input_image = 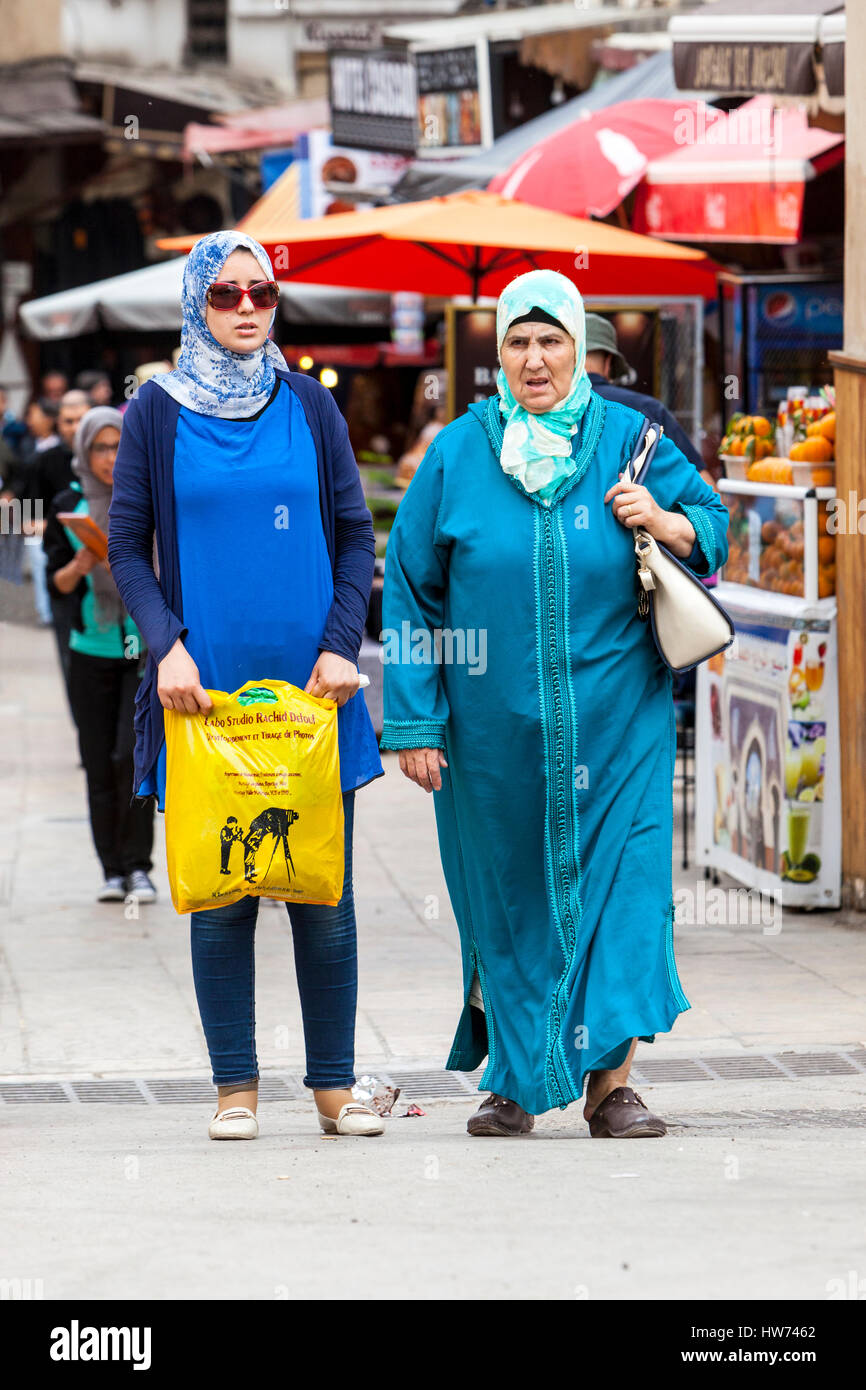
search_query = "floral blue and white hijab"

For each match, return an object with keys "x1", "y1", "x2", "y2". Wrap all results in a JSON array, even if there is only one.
[
  {"x1": 149, "y1": 230, "x2": 286, "y2": 418},
  {"x1": 496, "y1": 269, "x2": 592, "y2": 499}
]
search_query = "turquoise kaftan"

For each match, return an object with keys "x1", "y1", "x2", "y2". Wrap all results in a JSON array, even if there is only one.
[{"x1": 379, "y1": 390, "x2": 729, "y2": 1116}]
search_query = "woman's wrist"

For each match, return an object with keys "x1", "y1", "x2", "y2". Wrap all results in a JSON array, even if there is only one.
[
  {"x1": 655, "y1": 509, "x2": 696, "y2": 558},
  {"x1": 53, "y1": 552, "x2": 91, "y2": 592}
]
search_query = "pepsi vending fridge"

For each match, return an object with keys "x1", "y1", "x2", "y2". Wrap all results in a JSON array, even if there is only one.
[{"x1": 719, "y1": 272, "x2": 843, "y2": 418}]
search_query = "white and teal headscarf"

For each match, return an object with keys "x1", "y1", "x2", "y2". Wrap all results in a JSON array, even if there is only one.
[
  {"x1": 496, "y1": 269, "x2": 591, "y2": 499},
  {"x1": 149, "y1": 230, "x2": 286, "y2": 418}
]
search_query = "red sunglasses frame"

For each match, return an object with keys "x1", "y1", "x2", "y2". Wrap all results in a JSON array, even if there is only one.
[{"x1": 205, "y1": 280, "x2": 281, "y2": 311}]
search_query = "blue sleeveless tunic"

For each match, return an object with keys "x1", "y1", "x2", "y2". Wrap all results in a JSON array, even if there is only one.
[{"x1": 141, "y1": 379, "x2": 381, "y2": 807}]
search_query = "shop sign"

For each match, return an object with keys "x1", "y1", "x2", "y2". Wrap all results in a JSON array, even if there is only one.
[
  {"x1": 446, "y1": 305, "x2": 498, "y2": 421},
  {"x1": 416, "y1": 45, "x2": 483, "y2": 151},
  {"x1": 329, "y1": 49, "x2": 418, "y2": 155},
  {"x1": 673, "y1": 41, "x2": 815, "y2": 95},
  {"x1": 299, "y1": 129, "x2": 411, "y2": 218},
  {"x1": 305, "y1": 21, "x2": 381, "y2": 48},
  {"x1": 755, "y1": 283, "x2": 843, "y2": 340}
]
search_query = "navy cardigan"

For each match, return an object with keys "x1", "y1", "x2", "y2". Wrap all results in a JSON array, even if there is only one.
[{"x1": 108, "y1": 367, "x2": 376, "y2": 796}]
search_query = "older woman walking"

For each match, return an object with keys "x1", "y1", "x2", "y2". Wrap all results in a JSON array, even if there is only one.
[
  {"x1": 108, "y1": 231, "x2": 384, "y2": 1140},
  {"x1": 380, "y1": 269, "x2": 729, "y2": 1138}
]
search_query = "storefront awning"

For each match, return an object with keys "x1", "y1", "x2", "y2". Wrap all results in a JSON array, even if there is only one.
[
  {"x1": 669, "y1": 0, "x2": 845, "y2": 96},
  {"x1": 184, "y1": 99, "x2": 330, "y2": 160},
  {"x1": 632, "y1": 96, "x2": 844, "y2": 243},
  {"x1": 73, "y1": 60, "x2": 289, "y2": 158},
  {"x1": 0, "y1": 58, "x2": 105, "y2": 147}
]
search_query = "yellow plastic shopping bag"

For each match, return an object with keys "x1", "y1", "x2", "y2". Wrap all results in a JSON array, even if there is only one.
[{"x1": 164, "y1": 679, "x2": 344, "y2": 914}]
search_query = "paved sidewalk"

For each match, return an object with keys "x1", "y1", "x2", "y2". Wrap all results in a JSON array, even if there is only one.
[{"x1": 1, "y1": 618, "x2": 865, "y2": 1300}]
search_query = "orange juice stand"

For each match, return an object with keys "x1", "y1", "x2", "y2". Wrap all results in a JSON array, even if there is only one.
[{"x1": 695, "y1": 408, "x2": 842, "y2": 908}]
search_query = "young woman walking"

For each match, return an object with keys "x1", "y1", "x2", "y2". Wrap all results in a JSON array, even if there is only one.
[
  {"x1": 108, "y1": 231, "x2": 384, "y2": 1139},
  {"x1": 44, "y1": 407, "x2": 156, "y2": 902}
]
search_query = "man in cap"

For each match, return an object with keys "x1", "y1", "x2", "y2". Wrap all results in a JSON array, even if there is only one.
[{"x1": 585, "y1": 313, "x2": 714, "y2": 488}]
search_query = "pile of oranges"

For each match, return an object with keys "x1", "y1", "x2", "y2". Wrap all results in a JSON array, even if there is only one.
[
  {"x1": 741, "y1": 409, "x2": 835, "y2": 486},
  {"x1": 718, "y1": 413, "x2": 775, "y2": 461},
  {"x1": 788, "y1": 410, "x2": 835, "y2": 484}
]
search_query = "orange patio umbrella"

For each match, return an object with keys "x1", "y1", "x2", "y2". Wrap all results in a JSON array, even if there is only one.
[{"x1": 157, "y1": 190, "x2": 716, "y2": 300}]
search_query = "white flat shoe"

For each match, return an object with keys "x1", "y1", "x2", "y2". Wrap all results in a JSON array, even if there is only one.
[
  {"x1": 317, "y1": 1102, "x2": 384, "y2": 1137},
  {"x1": 208, "y1": 1106, "x2": 259, "y2": 1140}
]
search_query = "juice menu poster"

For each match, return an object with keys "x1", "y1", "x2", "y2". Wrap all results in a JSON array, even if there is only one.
[
  {"x1": 723, "y1": 686, "x2": 785, "y2": 876},
  {"x1": 783, "y1": 627, "x2": 830, "y2": 884},
  {"x1": 705, "y1": 623, "x2": 787, "y2": 874}
]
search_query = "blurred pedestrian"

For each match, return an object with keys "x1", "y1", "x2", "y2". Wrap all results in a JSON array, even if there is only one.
[
  {"x1": 586, "y1": 312, "x2": 719, "y2": 629},
  {"x1": 14, "y1": 398, "x2": 62, "y2": 624},
  {"x1": 76, "y1": 370, "x2": 114, "y2": 407},
  {"x1": 27, "y1": 390, "x2": 89, "y2": 502},
  {"x1": 584, "y1": 313, "x2": 715, "y2": 488},
  {"x1": 43, "y1": 407, "x2": 156, "y2": 903},
  {"x1": 0, "y1": 430, "x2": 27, "y2": 586},
  {"x1": 30, "y1": 391, "x2": 93, "y2": 690},
  {"x1": 0, "y1": 385, "x2": 28, "y2": 457},
  {"x1": 0, "y1": 396, "x2": 27, "y2": 496},
  {"x1": 20, "y1": 396, "x2": 60, "y2": 466},
  {"x1": 41, "y1": 370, "x2": 68, "y2": 402}
]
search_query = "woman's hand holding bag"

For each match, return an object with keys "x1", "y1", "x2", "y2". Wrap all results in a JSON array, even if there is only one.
[
  {"x1": 157, "y1": 638, "x2": 213, "y2": 714},
  {"x1": 608, "y1": 419, "x2": 734, "y2": 674},
  {"x1": 304, "y1": 651, "x2": 362, "y2": 708},
  {"x1": 604, "y1": 475, "x2": 698, "y2": 558}
]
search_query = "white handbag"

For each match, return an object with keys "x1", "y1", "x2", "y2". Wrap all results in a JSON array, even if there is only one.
[{"x1": 625, "y1": 419, "x2": 735, "y2": 674}]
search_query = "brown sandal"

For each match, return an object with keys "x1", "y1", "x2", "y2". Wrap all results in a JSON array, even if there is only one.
[
  {"x1": 467, "y1": 1093, "x2": 535, "y2": 1137},
  {"x1": 587, "y1": 1086, "x2": 666, "y2": 1138}
]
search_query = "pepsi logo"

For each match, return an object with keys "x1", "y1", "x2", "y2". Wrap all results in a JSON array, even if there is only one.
[{"x1": 763, "y1": 291, "x2": 796, "y2": 322}]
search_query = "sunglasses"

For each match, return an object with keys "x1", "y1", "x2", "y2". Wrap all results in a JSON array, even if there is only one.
[{"x1": 205, "y1": 280, "x2": 280, "y2": 312}]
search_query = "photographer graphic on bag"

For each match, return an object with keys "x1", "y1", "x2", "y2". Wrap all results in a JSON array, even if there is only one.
[{"x1": 218, "y1": 817, "x2": 244, "y2": 875}]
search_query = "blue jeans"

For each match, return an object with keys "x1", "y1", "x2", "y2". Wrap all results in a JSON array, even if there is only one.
[
  {"x1": 24, "y1": 536, "x2": 52, "y2": 624},
  {"x1": 190, "y1": 791, "x2": 357, "y2": 1091}
]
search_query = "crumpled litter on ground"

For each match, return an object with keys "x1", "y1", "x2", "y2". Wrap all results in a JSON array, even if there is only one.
[{"x1": 351, "y1": 1073, "x2": 400, "y2": 1116}]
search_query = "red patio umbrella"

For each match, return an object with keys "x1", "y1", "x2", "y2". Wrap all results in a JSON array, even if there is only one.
[{"x1": 488, "y1": 98, "x2": 709, "y2": 219}]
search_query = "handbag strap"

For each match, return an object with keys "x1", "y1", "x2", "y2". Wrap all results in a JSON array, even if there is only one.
[
  {"x1": 624, "y1": 417, "x2": 665, "y2": 595},
  {"x1": 623, "y1": 416, "x2": 664, "y2": 488}
]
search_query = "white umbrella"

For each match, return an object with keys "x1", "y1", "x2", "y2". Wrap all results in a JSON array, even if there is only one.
[{"x1": 18, "y1": 258, "x2": 392, "y2": 340}]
